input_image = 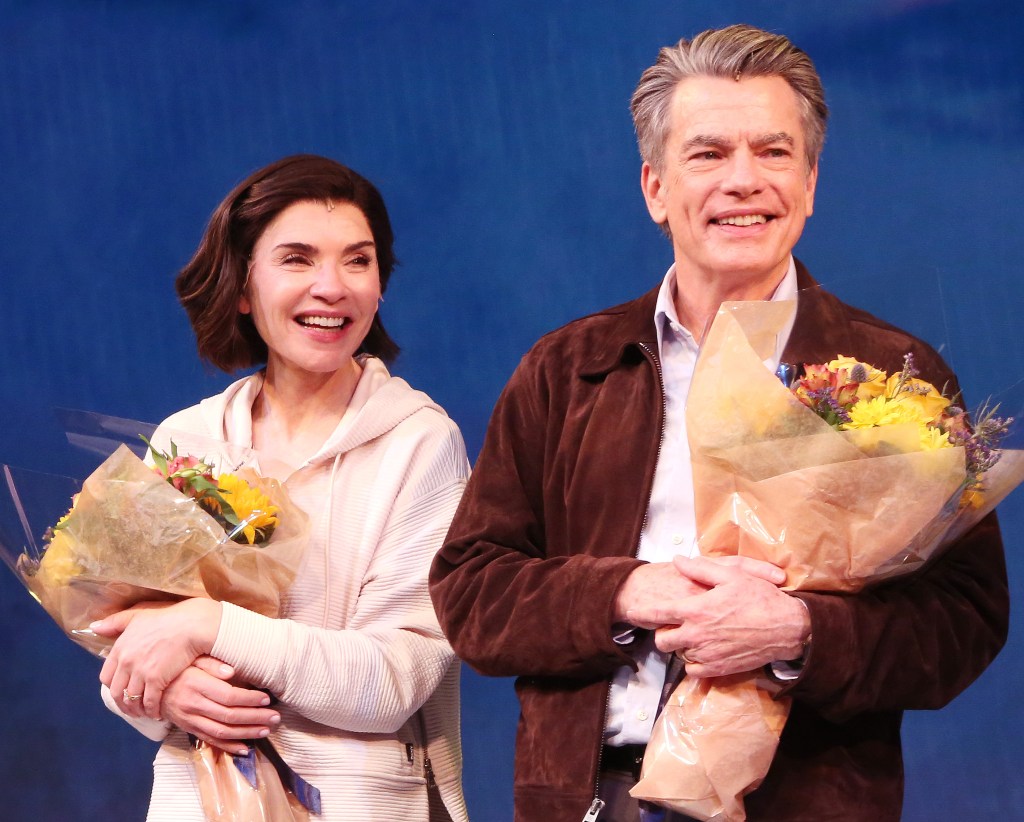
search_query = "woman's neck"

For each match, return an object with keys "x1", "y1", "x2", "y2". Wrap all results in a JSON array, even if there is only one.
[{"x1": 250, "y1": 358, "x2": 363, "y2": 468}]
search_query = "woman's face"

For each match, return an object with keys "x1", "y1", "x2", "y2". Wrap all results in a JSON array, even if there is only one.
[{"x1": 240, "y1": 199, "x2": 381, "y2": 379}]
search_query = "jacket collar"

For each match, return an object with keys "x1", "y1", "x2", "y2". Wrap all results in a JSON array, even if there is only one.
[
  {"x1": 579, "y1": 285, "x2": 662, "y2": 378},
  {"x1": 781, "y1": 259, "x2": 855, "y2": 366},
  {"x1": 580, "y1": 258, "x2": 846, "y2": 378}
]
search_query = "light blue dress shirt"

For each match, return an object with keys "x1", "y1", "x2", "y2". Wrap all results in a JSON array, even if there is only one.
[{"x1": 603, "y1": 260, "x2": 799, "y2": 746}]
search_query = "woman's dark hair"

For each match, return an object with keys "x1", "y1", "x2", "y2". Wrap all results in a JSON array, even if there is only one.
[{"x1": 176, "y1": 154, "x2": 399, "y2": 372}]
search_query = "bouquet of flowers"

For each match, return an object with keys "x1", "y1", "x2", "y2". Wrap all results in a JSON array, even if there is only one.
[
  {"x1": 1, "y1": 424, "x2": 316, "y2": 821},
  {"x1": 630, "y1": 300, "x2": 1024, "y2": 821},
  {"x1": 8, "y1": 438, "x2": 307, "y2": 655}
]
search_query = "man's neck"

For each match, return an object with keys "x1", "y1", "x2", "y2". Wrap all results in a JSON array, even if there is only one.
[{"x1": 671, "y1": 262, "x2": 789, "y2": 341}]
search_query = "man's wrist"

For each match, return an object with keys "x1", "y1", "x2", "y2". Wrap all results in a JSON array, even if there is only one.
[{"x1": 784, "y1": 596, "x2": 812, "y2": 663}]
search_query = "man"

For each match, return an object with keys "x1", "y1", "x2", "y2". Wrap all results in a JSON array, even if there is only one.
[{"x1": 430, "y1": 24, "x2": 1007, "y2": 822}]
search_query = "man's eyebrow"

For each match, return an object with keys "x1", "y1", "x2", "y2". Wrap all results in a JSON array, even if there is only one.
[
  {"x1": 680, "y1": 132, "x2": 796, "y2": 153},
  {"x1": 751, "y1": 132, "x2": 795, "y2": 149},
  {"x1": 682, "y1": 134, "x2": 732, "y2": 152}
]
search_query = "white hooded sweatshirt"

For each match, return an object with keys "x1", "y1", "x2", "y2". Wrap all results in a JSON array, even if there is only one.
[{"x1": 109, "y1": 358, "x2": 470, "y2": 821}]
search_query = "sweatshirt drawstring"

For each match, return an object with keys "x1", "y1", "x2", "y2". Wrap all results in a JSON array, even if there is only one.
[{"x1": 323, "y1": 452, "x2": 342, "y2": 627}]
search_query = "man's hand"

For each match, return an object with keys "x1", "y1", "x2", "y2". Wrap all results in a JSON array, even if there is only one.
[
  {"x1": 651, "y1": 555, "x2": 811, "y2": 678},
  {"x1": 615, "y1": 554, "x2": 787, "y2": 627},
  {"x1": 162, "y1": 656, "x2": 281, "y2": 755}
]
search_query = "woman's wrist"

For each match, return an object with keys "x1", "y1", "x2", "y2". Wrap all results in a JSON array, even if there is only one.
[{"x1": 184, "y1": 598, "x2": 224, "y2": 656}]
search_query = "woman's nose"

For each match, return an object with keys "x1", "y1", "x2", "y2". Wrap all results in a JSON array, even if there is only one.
[{"x1": 309, "y1": 263, "x2": 350, "y2": 300}]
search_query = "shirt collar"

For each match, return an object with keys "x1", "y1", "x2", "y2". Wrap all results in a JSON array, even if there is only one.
[{"x1": 654, "y1": 257, "x2": 800, "y2": 362}]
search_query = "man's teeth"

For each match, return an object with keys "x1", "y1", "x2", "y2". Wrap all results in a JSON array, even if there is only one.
[
  {"x1": 715, "y1": 214, "x2": 769, "y2": 226},
  {"x1": 299, "y1": 316, "x2": 348, "y2": 329}
]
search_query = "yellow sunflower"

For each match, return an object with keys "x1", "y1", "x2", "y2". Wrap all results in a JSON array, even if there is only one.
[{"x1": 217, "y1": 473, "x2": 279, "y2": 544}]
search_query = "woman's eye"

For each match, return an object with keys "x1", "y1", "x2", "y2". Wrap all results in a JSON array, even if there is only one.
[
  {"x1": 281, "y1": 254, "x2": 313, "y2": 266},
  {"x1": 349, "y1": 255, "x2": 373, "y2": 269}
]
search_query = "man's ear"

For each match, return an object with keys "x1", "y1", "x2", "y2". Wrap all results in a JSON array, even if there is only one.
[
  {"x1": 641, "y1": 162, "x2": 668, "y2": 227},
  {"x1": 804, "y1": 161, "x2": 818, "y2": 217}
]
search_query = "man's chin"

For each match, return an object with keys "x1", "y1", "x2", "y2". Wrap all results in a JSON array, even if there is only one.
[{"x1": 679, "y1": 256, "x2": 791, "y2": 294}]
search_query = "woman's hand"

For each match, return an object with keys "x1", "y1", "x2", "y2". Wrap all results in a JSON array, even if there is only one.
[
  {"x1": 162, "y1": 656, "x2": 281, "y2": 755},
  {"x1": 93, "y1": 598, "x2": 222, "y2": 720}
]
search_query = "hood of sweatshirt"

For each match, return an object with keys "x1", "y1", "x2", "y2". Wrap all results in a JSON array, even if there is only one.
[{"x1": 187, "y1": 357, "x2": 444, "y2": 470}]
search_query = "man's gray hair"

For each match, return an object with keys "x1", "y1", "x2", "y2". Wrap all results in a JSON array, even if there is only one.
[{"x1": 630, "y1": 24, "x2": 829, "y2": 172}]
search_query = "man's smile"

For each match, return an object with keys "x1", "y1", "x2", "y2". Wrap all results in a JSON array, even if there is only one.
[{"x1": 710, "y1": 214, "x2": 772, "y2": 226}]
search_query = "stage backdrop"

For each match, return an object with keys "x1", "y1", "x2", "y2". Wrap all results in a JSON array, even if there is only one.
[{"x1": 1, "y1": 1, "x2": 1022, "y2": 820}]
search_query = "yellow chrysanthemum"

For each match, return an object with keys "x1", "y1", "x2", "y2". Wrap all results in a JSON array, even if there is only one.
[
  {"x1": 827, "y1": 355, "x2": 887, "y2": 401},
  {"x1": 53, "y1": 493, "x2": 79, "y2": 531},
  {"x1": 36, "y1": 529, "x2": 83, "y2": 588},
  {"x1": 918, "y1": 424, "x2": 951, "y2": 451},
  {"x1": 845, "y1": 396, "x2": 928, "y2": 429},
  {"x1": 217, "y1": 473, "x2": 279, "y2": 544}
]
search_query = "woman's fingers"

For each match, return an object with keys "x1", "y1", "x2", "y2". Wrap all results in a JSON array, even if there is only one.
[
  {"x1": 191, "y1": 655, "x2": 236, "y2": 682},
  {"x1": 121, "y1": 678, "x2": 148, "y2": 717},
  {"x1": 95, "y1": 599, "x2": 223, "y2": 721},
  {"x1": 89, "y1": 609, "x2": 134, "y2": 638},
  {"x1": 161, "y1": 663, "x2": 280, "y2": 751},
  {"x1": 103, "y1": 647, "x2": 150, "y2": 718}
]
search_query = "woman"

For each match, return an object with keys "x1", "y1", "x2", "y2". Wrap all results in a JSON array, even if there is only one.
[{"x1": 91, "y1": 155, "x2": 470, "y2": 821}]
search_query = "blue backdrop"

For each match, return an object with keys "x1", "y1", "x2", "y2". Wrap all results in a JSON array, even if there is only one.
[{"x1": 1, "y1": 1, "x2": 1022, "y2": 820}]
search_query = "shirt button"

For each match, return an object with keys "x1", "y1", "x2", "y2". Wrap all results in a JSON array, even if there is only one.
[
  {"x1": 672, "y1": 534, "x2": 683, "y2": 545},
  {"x1": 636, "y1": 709, "x2": 649, "y2": 722}
]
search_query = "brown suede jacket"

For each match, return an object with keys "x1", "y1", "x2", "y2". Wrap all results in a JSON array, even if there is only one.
[{"x1": 430, "y1": 262, "x2": 1008, "y2": 822}]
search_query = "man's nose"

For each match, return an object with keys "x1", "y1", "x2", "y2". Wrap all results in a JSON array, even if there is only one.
[{"x1": 722, "y1": 150, "x2": 764, "y2": 197}]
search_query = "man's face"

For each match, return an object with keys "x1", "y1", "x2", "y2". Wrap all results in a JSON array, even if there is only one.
[{"x1": 641, "y1": 74, "x2": 818, "y2": 290}]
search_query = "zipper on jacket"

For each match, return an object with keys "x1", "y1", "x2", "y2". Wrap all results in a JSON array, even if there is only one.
[
  {"x1": 582, "y1": 797, "x2": 606, "y2": 822},
  {"x1": 585, "y1": 341, "x2": 668, "y2": 822},
  {"x1": 424, "y1": 752, "x2": 438, "y2": 788},
  {"x1": 584, "y1": 687, "x2": 614, "y2": 821},
  {"x1": 415, "y1": 709, "x2": 438, "y2": 788}
]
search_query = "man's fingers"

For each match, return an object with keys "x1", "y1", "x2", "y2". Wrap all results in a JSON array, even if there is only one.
[
  {"x1": 652, "y1": 624, "x2": 689, "y2": 655},
  {"x1": 730, "y1": 555, "x2": 788, "y2": 584},
  {"x1": 674, "y1": 554, "x2": 786, "y2": 587}
]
